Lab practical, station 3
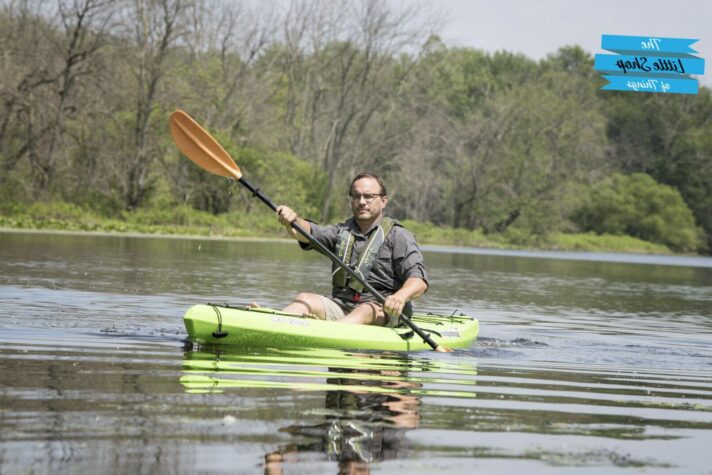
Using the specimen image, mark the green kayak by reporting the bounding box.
[184,304,478,351]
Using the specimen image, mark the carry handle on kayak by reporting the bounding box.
[169,109,452,352]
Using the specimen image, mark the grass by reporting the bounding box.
[545,232,671,254]
[0,201,677,255]
[0,201,283,238]
[400,219,673,254]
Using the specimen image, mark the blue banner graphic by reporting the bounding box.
[601,75,699,95]
[597,34,704,95]
[595,54,705,75]
[601,35,698,54]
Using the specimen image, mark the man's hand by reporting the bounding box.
[383,278,428,318]
[276,205,297,228]
[383,293,407,318]
[276,205,311,243]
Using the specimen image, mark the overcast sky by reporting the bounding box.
[428,0,711,86]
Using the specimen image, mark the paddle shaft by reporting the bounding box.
[237,177,442,351]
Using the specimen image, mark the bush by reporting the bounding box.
[201,133,327,221]
[400,219,509,248]
[235,147,326,220]
[548,232,670,253]
[571,173,703,252]
[122,205,225,227]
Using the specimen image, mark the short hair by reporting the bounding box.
[349,173,387,196]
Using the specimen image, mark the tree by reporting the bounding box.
[571,173,703,252]
[267,0,434,221]
[0,1,53,197]
[163,0,278,214]
[602,86,712,251]
[117,0,190,210]
[41,0,116,192]
[0,0,115,197]
[392,46,607,234]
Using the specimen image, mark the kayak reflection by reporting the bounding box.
[180,348,478,472]
[264,362,422,473]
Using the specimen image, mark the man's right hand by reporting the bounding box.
[276,206,311,243]
[276,205,297,228]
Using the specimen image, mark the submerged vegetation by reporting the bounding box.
[1,1,710,254]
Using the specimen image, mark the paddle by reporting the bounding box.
[169,109,452,352]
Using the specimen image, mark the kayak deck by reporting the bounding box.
[184,304,478,351]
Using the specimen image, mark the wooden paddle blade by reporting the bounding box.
[169,110,242,180]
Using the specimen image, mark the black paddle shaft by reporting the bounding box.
[237,177,441,350]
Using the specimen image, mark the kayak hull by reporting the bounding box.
[184,304,478,351]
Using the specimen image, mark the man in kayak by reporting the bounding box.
[275,173,428,327]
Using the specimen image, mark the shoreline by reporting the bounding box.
[4,226,710,267]
[2,201,702,257]
[0,226,294,244]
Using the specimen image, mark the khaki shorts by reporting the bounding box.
[316,295,399,327]
[317,295,348,321]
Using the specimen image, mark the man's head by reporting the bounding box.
[349,173,388,224]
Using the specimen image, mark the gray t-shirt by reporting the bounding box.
[300,216,428,305]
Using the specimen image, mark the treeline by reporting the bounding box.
[1,0,710,253]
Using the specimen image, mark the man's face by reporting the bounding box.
[350,177,388,223]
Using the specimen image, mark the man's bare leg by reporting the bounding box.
[282,292,327,319]
[338,302,387,326]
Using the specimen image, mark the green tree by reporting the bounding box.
[601,84,712,252]
[393,46,607,235]
[571,173,703,252]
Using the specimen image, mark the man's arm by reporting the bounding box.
[276,205,311,243]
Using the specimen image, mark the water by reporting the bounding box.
[1,230,711,474]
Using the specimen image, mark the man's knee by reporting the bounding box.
[364,302,381,319]
[293,292,319,306]
[290,293,325,317]
[344,302,383,325]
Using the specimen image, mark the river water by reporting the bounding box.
[1,231,711,474]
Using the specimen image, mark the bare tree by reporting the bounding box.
[210,0,277,130]
[0,0,115,195]
[1,0,60,192]
[273,0,435,221]
[41,0,116,191]
[115,0,189,209]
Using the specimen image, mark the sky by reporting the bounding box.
[427,0,711,86]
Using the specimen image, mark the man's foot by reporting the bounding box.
[246,302,261,309]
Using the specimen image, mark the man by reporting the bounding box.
[276,173,428,327]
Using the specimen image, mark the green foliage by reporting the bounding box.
[400,219,670,254]
[548,232,670,254]
[571,173,703,252]
[401,219,509,248]
[228,143,325,221]
[541,45,598,79]
[419,47,497,117]
[2,5,711,255]
[0,202,104,231]
[600,88,712,252]
[122,205,228,227]
[0,202,678,255]
[0,201,284,238]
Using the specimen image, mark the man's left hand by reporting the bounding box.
[383,294,406,317]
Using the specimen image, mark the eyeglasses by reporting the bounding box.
[349,193,383,203]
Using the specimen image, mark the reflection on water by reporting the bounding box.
[1,231,712,473]
[181,348,478,472]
